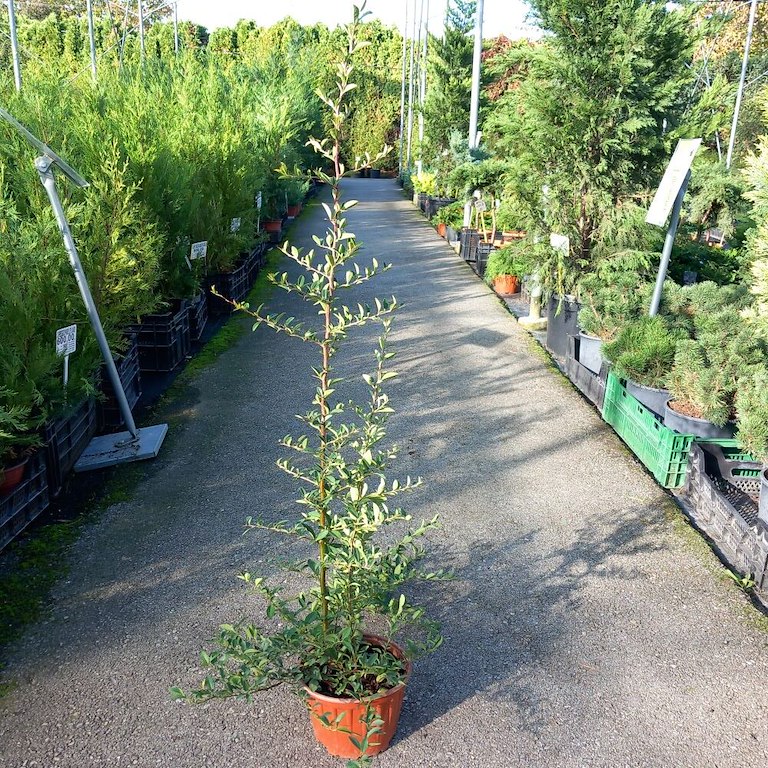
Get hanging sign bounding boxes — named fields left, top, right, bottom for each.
left=646, top=138, right=701, bottom=227
left=190, top=241, right=208, bottom=261
left=230, top=218, right=241, bottom=233
left=56, top=324, right=77, bottom=357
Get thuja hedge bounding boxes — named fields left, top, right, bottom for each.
left=0, top=47, right=319, bottom=432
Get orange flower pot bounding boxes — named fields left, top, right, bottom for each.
left=436, top=222, right=447, bottom=238
left=493, top=274, right=519, bottom=296
left=304, top=636, right=410, bottom=759
left=287, top=204, right=301, bottom=217
left=263, top=219, right=282, bottom=233
left=0, top=457, right=28, bottom=496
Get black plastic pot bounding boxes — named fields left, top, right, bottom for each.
left=663, top=401, right=735, bottom=439
left=370, top=168, right=381, bottom=179
left=546, top=295, right=581, bottom=359
left=127, top=300, right=191, bottom=372
left=625, top=380, right=669, bottom=417
left=97, top=335, right=142, bottom=431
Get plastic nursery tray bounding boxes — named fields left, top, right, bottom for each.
left=684, top=442, right=768, bottom=591
left=127, top=301, right=191, bottom=372
left=206, top=257, right=251, bottom=315
left=602, top=372, right=744, bottom=488
left=97, top=335, right=142, bottom=430
left=42, top=397, right=97, bottom=496
left=0, top=451, right=50, bottom=551
left=564, top=335, right=608, bottom=411
left=188, top=290, right=209, bottom=341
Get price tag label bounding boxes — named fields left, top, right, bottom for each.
left=256, top=191, right=263, bottom=210
left=230, top=218, right=241, bottom=233
left=474, top=199, right=487, bottom=212
left=56, top=324, right=77, bottom=357
left=190, top=241, right=208, bottom=261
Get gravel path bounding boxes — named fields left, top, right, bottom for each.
left=2, top=178, right=768, bottom=768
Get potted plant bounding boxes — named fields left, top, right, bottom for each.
left=664, top=305, right=766, bottom=438
left=0, top=401, right=42, bottom=496
left=484, top=240, right=531, bottom=296
left=575, top=251, right=654, bottom=374
left=173, top=9, right=443, bottom=764
left=602, top=315, right=683, bottom=415
left=285, top=174, right=309, bottom=218
left=431, top=200, right=464, bottom=239
left=735, top=367, right=768, bottom=528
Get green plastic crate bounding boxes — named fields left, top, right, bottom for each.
left=601, top=372, right=747, bottom=488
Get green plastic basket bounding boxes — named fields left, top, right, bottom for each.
left=601, top=372, right=748, bottom=488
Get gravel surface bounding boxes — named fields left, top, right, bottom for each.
left=2, top=178, right=768, bottom=768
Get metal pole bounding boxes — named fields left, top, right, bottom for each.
left=649, top=170, right=691, bottom=317
left=35, top=156, right=139, bottom=439
left=8, top=0, right=22, bottom=92
left=87, top=0, right=98, bottom=83
left=138, top=0, right=146, bottom=62
left=726, top=0, right=758, bottom=170
left=406, top=0, right=417, bottom=169
left=173, top=1, right=179, bottom=54
left=398, top=0, right=408, bottom=176
left=468, top=0, right=484, bottom=149
left=417, top=0, right=429, bottom=173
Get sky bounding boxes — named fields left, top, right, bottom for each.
left=174, top=1, right=539, bottom=39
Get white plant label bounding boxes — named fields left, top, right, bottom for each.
left=474, top=199, right=487, bottom=212
left=256, top=191, right=263, bottom=210
left=550, top=233, right=570, bottom=255
left=646, top=138, right=701, bottom=227
left=55, top=324, right=77, bottom=357
left=190, top=241, right=208, bottom=261
left=230, top=217, right=241, bottom=233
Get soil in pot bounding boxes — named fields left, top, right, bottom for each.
left=663, top=400, right=735, bottom=439
left=493, top=275, right=519, bottom=296
left=0, top=457, right=28, bottom=496
left=304, top=635, right=410, bottom=759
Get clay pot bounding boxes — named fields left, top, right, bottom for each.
left=436, top=222, right=446, bottom=238
left=304, top=635, right=410, bottom=759
left=0, top=457, right=28, bottom=496
left=263, top=219, right=282, bottom=233
left=287, top=204, right=301, bottom=218
left=492, top=274, right=520, bottom=296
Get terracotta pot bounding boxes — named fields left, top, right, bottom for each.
left=493, top=274, right=519, bottom=296
left=287, top=204, right=301, bottom=217
left=0, top=457, right=28, bottom=496
left=436, top=222, right=447, bottom=238
left=263, top=219, right=282, bottom=233
left=304, top=635, right=410, bottom=759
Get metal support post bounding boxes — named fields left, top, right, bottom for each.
left=468, top=0, right=484, bottom=148
left=649, top=171, right=691, bottom=317
left=173, top=1, right=179, bottom=54
left=87, top=0, right=98, bottom=83
left=726, top=0, right=758, bottom=170
left=35, top=156, right=139, bottom=439
left=8, top=0, right=22, bottom=92
left=398, top=0, right=408, bottom=176
left=138, top=0, right=146, bottom=61
left=406, top=0, right=417, bottom=169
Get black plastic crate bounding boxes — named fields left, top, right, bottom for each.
left=127, top=301, right=191, bottom=372
left=564, top=335, right=608, bottom=411
left=459, top=228, right=480, bottom=263
left=97, top=335, right=142, bottom=430
left=476, top=242, right=494, bottom=277
left=42, top=397, right=97, bottom=497
left=0, top=451, right=50, bottom=551
left=684, top=443, right=768, bottom=591
left=206, top=257, right=251, bottom=316
left=188, top=290, right=208, bottom=341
